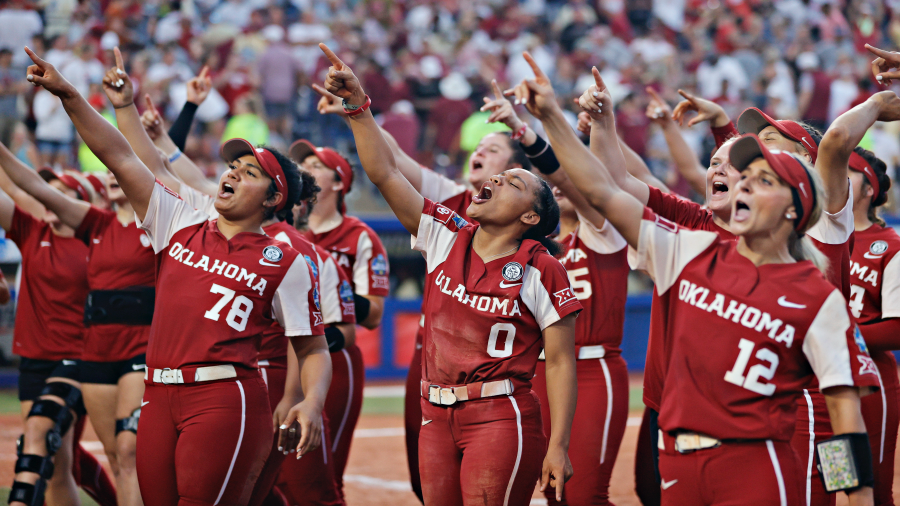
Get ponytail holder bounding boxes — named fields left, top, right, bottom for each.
left=343, top=95, right=372, bottom=117
left=510, top=124, right=528, bottom=141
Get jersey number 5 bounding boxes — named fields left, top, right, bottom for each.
left=204, top=283, right=253, bottom=332
left=567, top=268, right=592, bottom=300
left=723, top=338, right=778, bottom=396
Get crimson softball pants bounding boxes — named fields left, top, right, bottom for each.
left=419, top=391, right=546, bottom=506
left=324, top=344, right=365, bottom=493
left=791, top=389, right=836, bottom=506
left=404, top=329, right=424, bottom=503
left=247, top=364, right=287, bottom=506
left=658, top=439, right=800, bottom=506
left=861, top=351, right=899, bottom=506
left=136, top=377, right=272, bottom=506
left=532, top=355, right=629, bottom=506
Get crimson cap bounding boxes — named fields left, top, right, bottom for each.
left=737, top=107, right=819, bottom=164
left=83, top=173, right=108, bottom=202
left=730, top=134, right=817, bottom=232
left=849, top=151, right=880, bottom=201
left=289, top=140, right=353, bottom=194
left=39, top=168, right=89, bottom=202
left=220, top=138, right=288, bottom=212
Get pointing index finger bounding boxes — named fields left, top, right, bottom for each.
left=522, top=52, right=547, bottom=81
left=592, top=67, right=606, bottom=91
left=114, top=47, right=124, bottom=72
left=198, top=65, right=209, bottom=81
left=866, top=44, right=896, bottom=61
left=646, top=86, right=664, bottom=104
left=23, top=46, right=45, bottom=67
left=491, top=79, right=503, bottom=100
left=318, top=43, right=344, bottom=70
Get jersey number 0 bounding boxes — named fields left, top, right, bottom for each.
left=204, top=283, right=254, bottom=332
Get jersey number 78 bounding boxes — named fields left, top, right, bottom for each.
left=204, top=283, right=254, bottom=332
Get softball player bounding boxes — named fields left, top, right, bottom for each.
left=847, top=148, right=900, bottom=505
left=318, top=43, right=580, bottom=505
left=25, top=47, right=332, bottom=505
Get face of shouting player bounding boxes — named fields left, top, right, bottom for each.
left=468, top=168, right=541, bottom=229
left=468, top=132, right=518, bottom=189
left=706, top=141, right=741, bottom=220
left=731, top=158, right=796, bottom=238
left=216, top=154, right=280, bottom=221
left=106, top=171, right=127, bottom=204
left=302, top=154, right=342, bottom=210
left=552, top=185, right=576, bottom=219
left=758, top=125, right=812, bottom=163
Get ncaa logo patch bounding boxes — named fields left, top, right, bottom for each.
left=452, top=215, right=468, bottom=229
left=262, top=245, right=283, bottom=262
left=853, top=325, right=870, bottom=356
left=339, top=280, right=354, bottom=303
left=304, top=255, right=318, bottom=279
left=870, top=240, right=889, bottom=256
left=502, top=262, right=523, bottom=282
left=371, top=254, right=388, bottom=276
left=313, top=286, right=320, bottom=310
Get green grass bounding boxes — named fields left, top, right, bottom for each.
left=0, top=390, right=20, bottom=415
left=0, top=488, right=98, bottom=504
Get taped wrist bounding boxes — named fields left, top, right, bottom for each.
left=815, top=432, right=874, bottom=492
left=353, top=294, right=370, bottom=324
left=324, top=326, right=345, bottom=353
left=521, top=135, right=559, bottom=174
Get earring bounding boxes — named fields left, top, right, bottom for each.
left=785, top=213, right=794, bottom=220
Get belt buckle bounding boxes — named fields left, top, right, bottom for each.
left=428, top=385, right=457, bottom=406
left=675, top=434, right=699, bottom=454
left=439, top=387, right=457, bottom=405
left=160, top=368, right=174, bottom=385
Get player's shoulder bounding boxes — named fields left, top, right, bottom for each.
left=337, top=215, right=385, bottom=242
left=860, top=224, right=900, bottom=258
left=423, top=198, right=471, bottom=233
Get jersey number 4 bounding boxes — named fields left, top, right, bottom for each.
left=723, top=338, right=779, bottom=396
left=848, top=285, right=865, bottom=318
left=204, top=283, right=253, bottom=332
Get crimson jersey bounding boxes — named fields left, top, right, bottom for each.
left=635, top=208, right=876, bottom=440
left=76, top=206, right=156, bottom=361
left=419, top=168, right=474, bottom=221
left=8, top=207, right=88, bottom=360
left=847, top=224, right=900, bottom=324
left=415, top=199, right=582, bottom=386
left=640, top=186, right=735, bottom=410
left=558, top=215, right=629, bottom=351
left=260, top=221, right=355, bottom=361
left=137, top=181, right=323, bottom=370
left=302, top=215, right=389, bottom=298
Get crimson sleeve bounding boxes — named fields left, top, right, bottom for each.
left=74, top=205, right=112, bottom=246
left=8, top=206, right=38, bottom=251
left=645, top=185, right=713, bottom=231
left=859, top=318, right=900, bottom=353
left=711, top=122, right=739, bottom=149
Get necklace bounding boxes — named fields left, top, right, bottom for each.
left=480, top=246, right=518, bottom=263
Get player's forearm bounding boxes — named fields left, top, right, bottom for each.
left=380, top=126, right=424, bottom=192
left=824, top=386, right=867, bottom=434
left=619, top=141, right=663, bottom=198
left=0, top=151, right=44, bottom=218
left=334, top=322, right=356, bottom=349
left=858, top=319, right=900, bottom=353
left=659, top=121, right=706, bottom=195
left=292, top=335, right=332, bottom=412
left=587, top=116, right=630, bottom=189
left=818, top=99, right=881, bottom=212
left=116, top=103, right=180, bottom=189
left=168, top=101, right=198, bottom=152
left=543, top=346, right=576, bottom=450
left=359, top=294, right=384, bottom=329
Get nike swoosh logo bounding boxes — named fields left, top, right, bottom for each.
left=140, top=401, right=149, bottom=407
left=661, top=479, right=678, bottom=490
left=62, top=360, right=76, bottom=366
left=499, top=281, right=523, bottom=289
left=259, top=259, right=280, bottom=267
left=40, top=241, right=51, bottom=247
left=777, top=296, right=806, bottom=309
left=422, top=419, right=432, bottom=426
left=864, top=252, right=884, bottom=260
left=132, top=363, right=146, bottom=371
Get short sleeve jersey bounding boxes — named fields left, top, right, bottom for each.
left=558, top=215, right=629, bottom=352
left=137, top=181, right=323, bottom=370
left=414, top=199, right=582, bottom=386
left=848, top=224, right=900, bottom=324
left=8, top=207, right=88, bottom=360
left=420, top=168, right=473, bottom=221
left=178, top=184, right=218, bottom=219
left=258, top=221, right=354, bottom=361
left=634, top=208, right=877, bottom=441
left=302, top=215, right=390, bottom=297
left=75, top=206, right=156, bottom=362
left=806, top=185, right=855, bottom=299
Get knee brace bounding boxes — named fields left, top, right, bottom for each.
left=9, top=436, right=54, bottom=506
left=115, top=407, right=141, bottom=435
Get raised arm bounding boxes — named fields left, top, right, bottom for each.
left=646, top=87, right=705, bottom=195
left=0, top=152, right=44, bottom=219
left=817, top=91, right=900, bottom=213
left=0, top=140, right=88, bottom=229
left=318, top=43, right=423, bottom=234
left=25, top=47, right=154, bottom=219
left=0, top=183, right=18, bottom=232
left=167, top=66, right=211, bottom=151
left=511, top=54, right=643, bottom=247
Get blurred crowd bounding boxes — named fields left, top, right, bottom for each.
left=1, top=0, right=899, bottom=215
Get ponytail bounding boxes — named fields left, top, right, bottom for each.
left=522, top=177, right=562, bottom=257
left=788, top=159, right=829, bottom=276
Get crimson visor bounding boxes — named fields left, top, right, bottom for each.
left=220, top=139, right=288, bottom=211
left=737, top=107, right=819, bottom=164
left=39, top=168, right=90, bottom=202
left=849, top=151, right=880, bottom=200
left=730, top=134, right=817, bottom=232
left=289, top=139, right=354, bottom=194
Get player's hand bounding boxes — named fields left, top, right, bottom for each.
left=277, top=399, right=323, bottom=458
left=0, top=275, right=11, bottom=305
left=505, top=52, right=559, bottom=120
left=847, top=486, right=874, bottom=506
left=871, top=90, right=900, bottom=122
left=24, top=46, right=77, bottom=99
left=318, top=43, right=366, bottom=107
left=540, top=444, right=573, bottom=502
left=866, top=44, right=900, bottom=87
left=311, top=83, right=348, bottom=117
left=645, top=87, right=673, bottom=125
left=671, top=89, right=730, bottom=128
left=481, top=79, right=525, bottom=131
left=576, top=66, right=613, bottom=122
left=101, top=47, right=134, bottom=109
left=576, top=111, right=592, bottom=136
left=186, top=66, right=212, bottom=105
left=140, top=95, right=166, bottom=140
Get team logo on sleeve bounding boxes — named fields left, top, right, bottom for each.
left=502, top=262, right=523, bottom=282
left=339, top=280, right=356, bottom=316
left=371, top=254, right=390, bottom=289
left=853, top=325, right=870, bottom=356
left=451, top=215, right=468, bottom=229
left=554, top=288, right=577, bottom=307
left=869, top=240, right=888, bottom=256
left=262, top=245, right=283, bottom=263
left=434, top=205, right=452, bottom=224
left=653, top=214, right=678, bottom=233
left=313, top=311, right=323, bottom=326
left=303, top=255, right=318, bottom=280
left=313, top=286, right=320, bottom=310
left=858, top=355, right=878, bottom=376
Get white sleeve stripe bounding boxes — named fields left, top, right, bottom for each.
left=273, top=256, right=314, bottom=335
left=520, top=265, right=563, bottom=330
left=420, top=169, right=467, bottom=203
left=634, top=219, right=718, bottom=295
left=274, top=231, right=292, bottom=246
left=575, top=212, right=627, bottom=254
left=136, top=183, right=208, bottom=253
left=353, top=231, right=374, bottom=296
left=803, top=290, right=854, bottom=390
left=882, top=254, right=900, bottom=318
left=319, top=253, right=343, bottom=324
left=412, top=213, right=458, bottom=273
left=807, top=182, right=853, bottom=245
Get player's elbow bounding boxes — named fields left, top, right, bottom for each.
left=359, top=296, right=384, bottom=330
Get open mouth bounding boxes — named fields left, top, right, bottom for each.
left=472, top=181, right=493, bottom=204
left=219, top=182, right=235, bottom=198
left=733, top=200, right=750, bottom=221
left=711, top=181, right=728, bottom=196
left=472, top=160, right=484, bottom=171
left=109, top=182, right=121, bottom=190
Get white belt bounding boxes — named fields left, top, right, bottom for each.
left=423, top=378, right=514, bottom=406
left=538, top=344, right=606, bottom=361
left=146, top=365, right=237, bottom=384
left=673, top=432, right=721, bottom=453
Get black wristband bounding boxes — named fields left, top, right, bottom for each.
left=521, top=135, right=559, bottom=174
left=324, top=326, right=345, bottom=353
left=815, top=432, right=874, bottom=491
left=168, top=101, right=199, bottom=152
left=353, top=293, right=370, bottom=324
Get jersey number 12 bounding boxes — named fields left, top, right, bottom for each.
left=724, top=338, right=778, bottom=396
left=204, top=283, right=253, bottom=332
